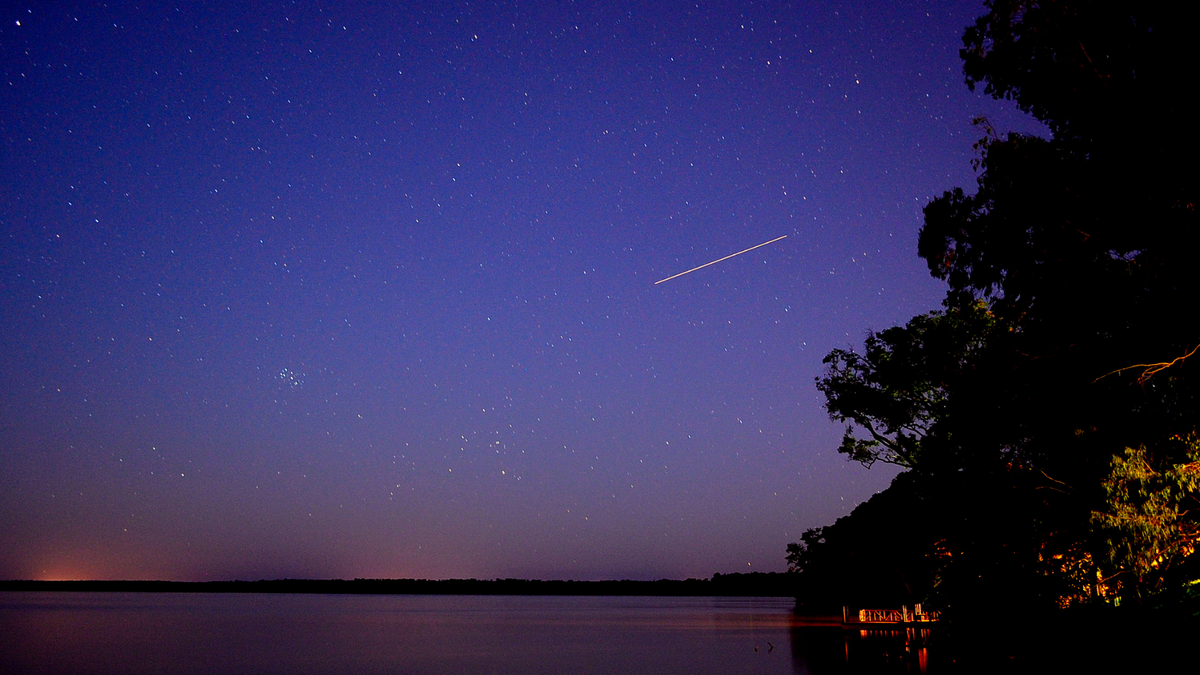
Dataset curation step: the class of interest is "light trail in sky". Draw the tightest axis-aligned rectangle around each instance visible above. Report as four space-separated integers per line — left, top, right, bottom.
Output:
654 235 788 285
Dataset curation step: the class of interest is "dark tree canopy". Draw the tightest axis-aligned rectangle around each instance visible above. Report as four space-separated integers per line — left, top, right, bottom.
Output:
935 1 1197 345
961 2 1194 141
817 303 1002 471
799 1 1199 614
786 472 941 611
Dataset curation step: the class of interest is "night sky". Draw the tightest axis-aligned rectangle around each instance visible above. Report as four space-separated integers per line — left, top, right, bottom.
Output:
1 1 1042 582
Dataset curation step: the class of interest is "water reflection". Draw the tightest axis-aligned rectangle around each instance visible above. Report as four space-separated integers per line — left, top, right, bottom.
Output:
791 623 944 674
1 593 798 675
1 592 950 674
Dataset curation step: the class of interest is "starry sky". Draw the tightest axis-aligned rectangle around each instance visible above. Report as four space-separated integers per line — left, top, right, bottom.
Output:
0 1 1042 582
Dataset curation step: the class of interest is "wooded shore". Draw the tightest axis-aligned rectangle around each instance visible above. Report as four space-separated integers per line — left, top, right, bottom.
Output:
0 572 796 597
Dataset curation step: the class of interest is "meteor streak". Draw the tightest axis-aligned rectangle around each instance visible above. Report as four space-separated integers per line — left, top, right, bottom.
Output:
654 235 788 285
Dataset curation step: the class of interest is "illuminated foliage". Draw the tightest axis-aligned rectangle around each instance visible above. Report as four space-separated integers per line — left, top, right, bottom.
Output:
1093 439 1200 600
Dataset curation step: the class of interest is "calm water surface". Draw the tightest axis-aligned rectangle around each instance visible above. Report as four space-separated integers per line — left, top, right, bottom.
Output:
0 593 941 674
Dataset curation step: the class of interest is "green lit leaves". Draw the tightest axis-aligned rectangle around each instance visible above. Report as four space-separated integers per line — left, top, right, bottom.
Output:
1092 437 1200 598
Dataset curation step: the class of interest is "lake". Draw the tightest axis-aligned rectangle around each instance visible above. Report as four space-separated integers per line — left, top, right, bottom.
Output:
0 593 942 674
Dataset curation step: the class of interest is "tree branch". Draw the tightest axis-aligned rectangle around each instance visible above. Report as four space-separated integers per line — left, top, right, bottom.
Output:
1094 343 1200 385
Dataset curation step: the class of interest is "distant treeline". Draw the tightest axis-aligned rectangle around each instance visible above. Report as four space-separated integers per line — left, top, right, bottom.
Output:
0 572 797 597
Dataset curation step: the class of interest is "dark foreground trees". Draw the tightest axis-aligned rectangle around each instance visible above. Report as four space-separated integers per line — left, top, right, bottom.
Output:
792 0 1199 617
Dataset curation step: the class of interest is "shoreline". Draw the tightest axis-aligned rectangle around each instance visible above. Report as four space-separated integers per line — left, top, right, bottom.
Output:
0 575 798 597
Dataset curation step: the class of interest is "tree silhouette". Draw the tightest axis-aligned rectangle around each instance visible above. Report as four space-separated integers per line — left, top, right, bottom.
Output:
798 0 1199 612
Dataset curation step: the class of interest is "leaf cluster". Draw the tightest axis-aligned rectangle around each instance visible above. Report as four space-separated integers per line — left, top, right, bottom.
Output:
1092 438 1200 595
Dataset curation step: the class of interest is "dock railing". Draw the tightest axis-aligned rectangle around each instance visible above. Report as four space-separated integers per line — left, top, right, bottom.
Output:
844 604 940 624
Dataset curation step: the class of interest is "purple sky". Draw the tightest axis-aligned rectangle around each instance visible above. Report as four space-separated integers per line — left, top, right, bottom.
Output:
0 1 1041 581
